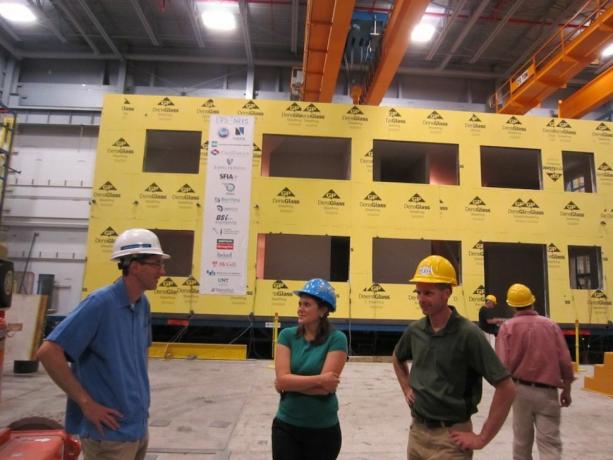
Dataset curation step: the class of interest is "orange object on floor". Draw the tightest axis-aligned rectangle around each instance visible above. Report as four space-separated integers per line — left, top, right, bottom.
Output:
0 428 80 460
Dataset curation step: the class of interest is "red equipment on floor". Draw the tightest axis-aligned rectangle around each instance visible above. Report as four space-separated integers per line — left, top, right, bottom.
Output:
0 418 80 460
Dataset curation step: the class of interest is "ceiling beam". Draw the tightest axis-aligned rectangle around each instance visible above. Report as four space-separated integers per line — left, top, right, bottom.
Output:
0 17 22 43
469 0 526 64
558 66 613 118
426 0 469 61
291 0 299 54
363 0 431 105
50 0 100 54
74 0 121 57
26 0 68 44
186 0 205 48
128 0 159 46
238 0 254 67
438 0 490 70
0 33 20 59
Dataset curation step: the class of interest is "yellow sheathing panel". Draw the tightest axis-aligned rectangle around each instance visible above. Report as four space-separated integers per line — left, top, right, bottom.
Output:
85 95 613 325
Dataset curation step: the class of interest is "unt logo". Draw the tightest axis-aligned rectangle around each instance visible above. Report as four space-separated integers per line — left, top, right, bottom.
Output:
159 278 177 288
364 191 382 201
242 100 260 110
286 102 301 112
364 284 385 292
303 103 320 112
158 97 174 106
427 111 443 120
273 280 288 290
145 183 163 193
323 190 341 199
177 184 195 193
277 187 295 197
100 227 118 237
347 106 364 115
99 181 117 191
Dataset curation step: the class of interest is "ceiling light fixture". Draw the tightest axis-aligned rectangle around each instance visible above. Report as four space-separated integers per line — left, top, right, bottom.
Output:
602 43 613 59
201 8 236 32
0 2 36 23
411 23 435 43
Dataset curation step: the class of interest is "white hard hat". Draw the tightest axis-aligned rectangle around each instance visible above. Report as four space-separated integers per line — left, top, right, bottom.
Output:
111 228 170 260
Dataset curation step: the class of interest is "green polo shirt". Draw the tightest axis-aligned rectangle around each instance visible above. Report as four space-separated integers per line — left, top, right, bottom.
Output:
394 306 510 423
276 327 348 428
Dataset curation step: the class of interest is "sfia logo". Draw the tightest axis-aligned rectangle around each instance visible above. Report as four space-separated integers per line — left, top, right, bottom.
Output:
278 187 295 197
286 102 302 112
364 191 382 201
145 183 163 193
177 184 195 193
100 227 118 237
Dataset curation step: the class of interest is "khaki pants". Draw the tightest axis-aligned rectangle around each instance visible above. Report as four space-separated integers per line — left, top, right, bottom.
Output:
512 383 562 460
408 419 473 460
81 437 148 460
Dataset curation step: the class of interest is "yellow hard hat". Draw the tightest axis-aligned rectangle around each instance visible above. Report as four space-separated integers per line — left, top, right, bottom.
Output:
485 294 497 304
506 283 535 308
410 255 457 286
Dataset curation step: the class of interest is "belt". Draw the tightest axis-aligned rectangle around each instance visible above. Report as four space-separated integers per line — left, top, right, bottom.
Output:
513 378 557 389
413 414 466 429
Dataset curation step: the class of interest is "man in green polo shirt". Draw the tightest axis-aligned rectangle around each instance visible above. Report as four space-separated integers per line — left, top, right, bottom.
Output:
392 255 515 459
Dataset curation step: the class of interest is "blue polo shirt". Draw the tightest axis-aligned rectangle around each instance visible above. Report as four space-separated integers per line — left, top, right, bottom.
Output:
46 278 151 441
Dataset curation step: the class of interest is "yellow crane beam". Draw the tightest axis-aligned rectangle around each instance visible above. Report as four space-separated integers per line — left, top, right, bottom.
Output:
495 3 613 115
302 0 356 102
558 67 613 118
362 0 430 106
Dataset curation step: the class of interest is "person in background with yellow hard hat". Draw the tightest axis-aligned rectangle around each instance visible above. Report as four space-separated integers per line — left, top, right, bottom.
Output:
37 228 170 460
478 294 505 347
392 255 515 459
496 283 574 460
272 278 348 460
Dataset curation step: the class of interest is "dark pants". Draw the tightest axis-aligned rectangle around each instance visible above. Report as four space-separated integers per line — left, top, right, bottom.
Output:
271 417 342 460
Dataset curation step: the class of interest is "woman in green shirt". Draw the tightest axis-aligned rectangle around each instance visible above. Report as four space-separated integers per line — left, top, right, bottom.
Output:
272 278 348 460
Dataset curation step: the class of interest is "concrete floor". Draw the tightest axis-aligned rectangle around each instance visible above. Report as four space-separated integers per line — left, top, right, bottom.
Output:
1 358 612 459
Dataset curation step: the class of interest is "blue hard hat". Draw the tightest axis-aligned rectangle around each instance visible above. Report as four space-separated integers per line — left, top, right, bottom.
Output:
293 278 336 312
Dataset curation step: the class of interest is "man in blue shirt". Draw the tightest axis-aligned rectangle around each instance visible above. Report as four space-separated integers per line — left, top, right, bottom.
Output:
37 228 170 460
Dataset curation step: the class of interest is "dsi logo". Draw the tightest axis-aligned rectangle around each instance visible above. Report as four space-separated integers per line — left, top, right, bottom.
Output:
218 127 229 138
